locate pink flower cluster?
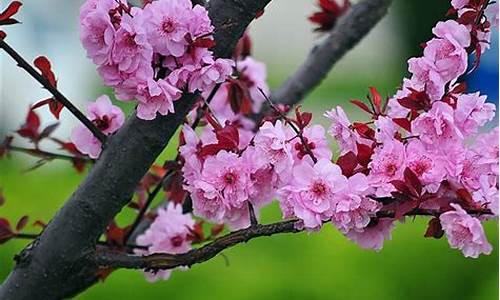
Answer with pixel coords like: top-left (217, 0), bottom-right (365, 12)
top-left (177, 0), bottom-right (498, 257)
top-left (71, 95), bottom-right (124, 158)
top-left (80, 0), bottom-right (233, 120)
top-left (136, 202), bottom-right (195, 281)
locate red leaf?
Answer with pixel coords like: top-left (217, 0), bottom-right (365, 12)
top-left (15, 215), bottom-right (28, 232)
top-left (0, 31), bottom-right (6, 39)
top-left (369, 87), bottom-right (382, 114)
top-left (32, 220), bottom-right (47, 228)
top-left (356, 143), bottom-right (373, 166)
top-left (424, 217), bottom-right (444, 239)
top-left (0, 218), bottom-right (13, 244)
top-left (192, 37), bottom-right (215, 49)
top-left (404, 167), bottom-right (422, 196)
top-left (34, 56), bottom-right (57, 87)
top-left (17, 109), bottom-right (41, 141)
top-left (210, 224), bottom-right (225, 237)
top-left (39, 123), bottom-right (59, 140)
top-left (233, 32), bottom-right (252, 59)
top-left (350, 99), bottom-right (372, 114)
top-left (188, 221), bottom-right (205, 243)
top-left (336, 151), bottom-right (357, 177)
top-left (390, 180), bottom-right (410, 194)
top-left (352, 122), bottom-right (375, 140)
top-left (0, 1), bottom-right (22, 22)
top-left (392, 118), bottom-right (411, 132)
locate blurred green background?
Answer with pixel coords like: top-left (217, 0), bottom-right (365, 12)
top-left (0, 0), bottom-right (498, 299)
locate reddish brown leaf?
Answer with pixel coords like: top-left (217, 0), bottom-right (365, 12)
top-left (337, 151), bottom-right (357, 177)
top-left (369, 86), bottom-right (382, 114)
top-left (0, 218), bottom-right (13, 244)
top-left (0, 1), bottom-right (22, 22)
top-left (424, 217), bottom-right (444, 239)
top-left (34, 56), bottom-right (57, 87)
top-left (210, 224), bottom-right (225, 237)
top-left (350, 99), bottom-right (372, 114)
top-left (392, 118), bottom-right (411, 132)
top-left (356, 143), bottom-right (373, 167)
top-left (15, 215), bottom-right (28, 232)
top-left (404, 167), bottom-right (422, 196)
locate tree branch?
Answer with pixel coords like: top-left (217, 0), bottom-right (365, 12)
top-left (0, 1), bottom-right (270, 299)
top-left (95, 206), bottom-right (492, 272)
top-left (96, 219), bottom-right (299, 270)
top-left (7, 145), bottom-right (91, 162)
top-left (0, 39), bottom-right (108, 144)
top-left (255, 0), bottom-right (393, 120)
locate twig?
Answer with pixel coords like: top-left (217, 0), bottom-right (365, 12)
top-left (259, 88), bottom-right (318, 163)
top-left (0, 39), bottom-right (107, 143)
top-left (7, 145), bottom-right (91, 162)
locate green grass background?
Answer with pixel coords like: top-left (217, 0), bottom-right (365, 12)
top-left (0, 74), bottom-right (498, 300)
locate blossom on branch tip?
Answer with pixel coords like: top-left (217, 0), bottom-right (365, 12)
top-left (71, 95), bottom-right (124, 159)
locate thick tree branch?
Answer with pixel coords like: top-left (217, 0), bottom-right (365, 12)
top-left (256, 0), bottom-right (393, 120)
top-left (0, 1), bottom-right (270, 299)
top-left (0, 39), bottom-right (108, 143)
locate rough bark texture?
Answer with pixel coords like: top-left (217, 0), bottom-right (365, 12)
top-left (256, 0), bottom-right (392, 120)
top-left (0, 1), bottom-right (269, 299)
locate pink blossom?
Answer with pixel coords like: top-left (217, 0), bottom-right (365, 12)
top-left (136, 78), bottom-right (182, 120)
top-left (405, 140), bottom-right (447, 193)
top-left (143, 0), bottom-right (191, 57)
top-left (331, 173), bottom-right (381, 234)
top-left (237, 57), bottom-right (270, 112)
top-left (454, 92), bottom-right (495, 136)
top-left (423, 37), bottom-right (468, 84)
top-left (472, 127), bottom-right (499, 175)
top-left (179, 125), bottom-right (202, 183)
top-left (345, 218), bottom-right (395, 251)
top-left (289, 124), bottom-right (332, 163)
top-left (253, 121), bottom-right (294, 180)
top-left (456, 150), bottom-right (491, 190)
top-left (374, 116), bottom-right (398, 143)
top-left (472, 175), bottom-right (499, 216)
top-left (190, 180), bottom-right (226, 224)
top-left (136, 202), bottom-right (195, 281)
top-left (368, 140), bottom-right (406, 196)
top-left (187, 4), bottom-right (214, 38)
top-left (440, 203), bottom-right (492, 258)
top-left (80, 9), bottom-right (116, 65)
top-left (324, 106), bottom-right (362, 154)
top-left (407, 57), bottom-right (446, 101)
top-left (278, 159), bottom-right (347, 230)
top-left (451, 0), bottom-right (469, 9)
top-left (412, 101), bottom-right (463, 145)
top-left (432, 20), bottom-right (471, 49)
top-left (242, 146), bottom-right (277, 208)
top-left (188, 58), bottom-right (234, 93)
top-left (112, 11), bottom-right (153, 73)
top-left (199, 150), bottom-right (250, 208)
top-left (71, 95), bottom-right (125, 159)
top-left (387, 78), bottom-right (421, 118)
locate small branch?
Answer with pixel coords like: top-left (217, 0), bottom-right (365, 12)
top-left (7, 145), bottom-right (91, 162)
top-left (248, 202), bottom-right (258, 226)
top-left (124, 171), bottom-right (175, 245)
top-left (255, 0), bottom-right (393, 121)
top-left (95, 219), bottom-right (300, 270)
top-left (0, 39), bottom-right (107, 144)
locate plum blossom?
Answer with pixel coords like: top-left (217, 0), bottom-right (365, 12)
top-left (188, 58), bottom-right (234, 93)
top-left (405, 140), bottom-right (447, 193)
top-left (331, 173), bottom-right (381, 234)
top-left (71, 95), bottom-right (124, 158)
top-left (374, 116), bottom-right (398, 143)
top-left (142, 0), bottom-right (191, 57)
top-left (253, 121), bottom-right (294, 181)
top-left (454, 92), bottom-right (495, 136)
top-left (368, 140), bottom-right (406, 196)
top-left (345, 218), bottom-right (395, 251)
top-left (112, 11), bottom-right (153, 73)
top-left (80, 8), bottom-right (116, 65)
top-left (136, 202), bottom-right (195, 281)
top-left (324, 106), bottom-right (364, 154)
top-left (440, 203), bottom-right (492, 258)
top-left (412, 101), bottom-right (463, 145)
top-left (472, 128), bottom-right (499, 175)
top-left (472, 175), bottom-right (499, 216)
top-left (278, 159), bottom-right (347, 230)
top-left (135, 78), bottom-right (182, 120)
